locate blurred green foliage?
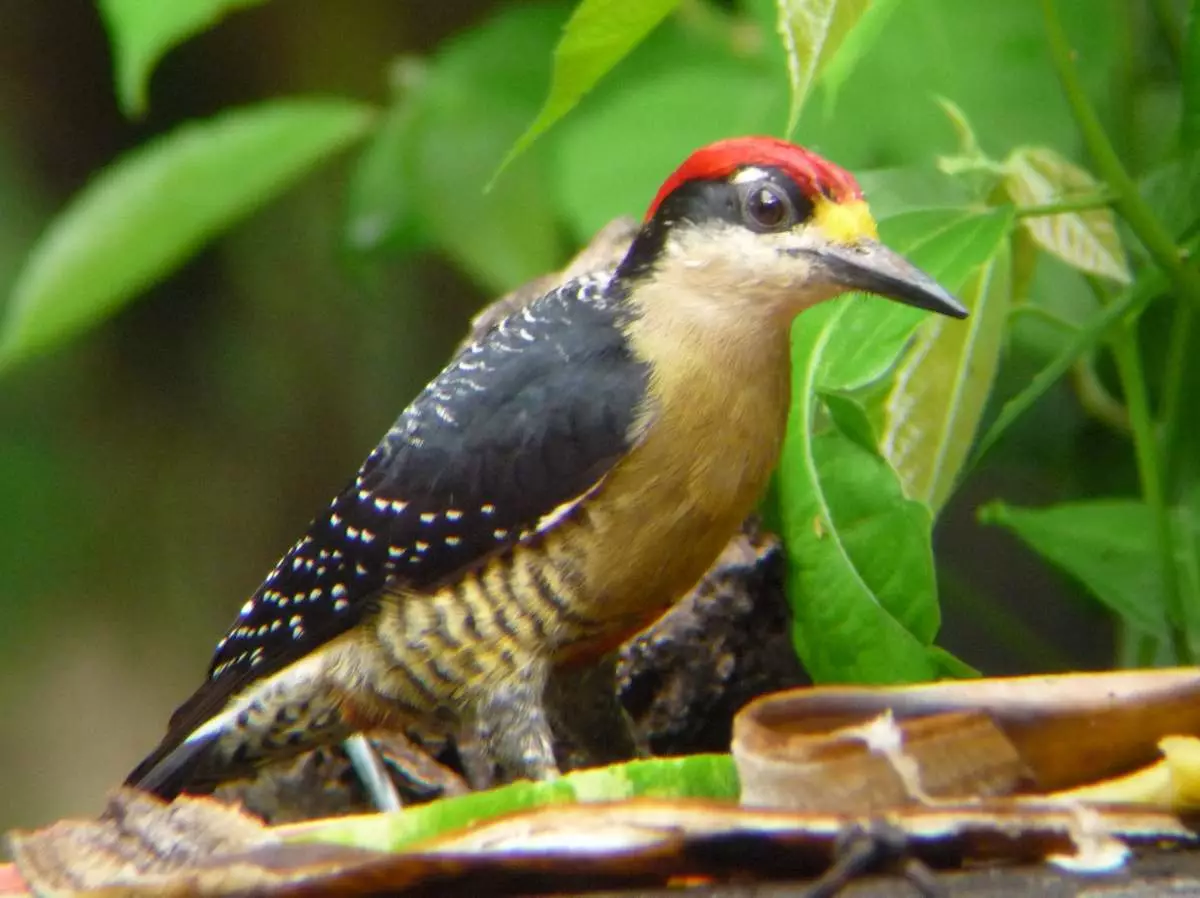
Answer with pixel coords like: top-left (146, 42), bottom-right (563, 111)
top-left (0, 0), bottom-right (1196, 829)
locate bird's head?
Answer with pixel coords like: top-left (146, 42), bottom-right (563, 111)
top-left (616, 136), bottom-right (966, 325)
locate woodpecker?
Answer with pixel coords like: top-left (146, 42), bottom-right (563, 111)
top-left (126, 136), bottom-right (966, 799)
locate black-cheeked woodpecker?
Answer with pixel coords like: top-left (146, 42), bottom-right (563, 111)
top-left (126, 137), bottom-right (967, 798)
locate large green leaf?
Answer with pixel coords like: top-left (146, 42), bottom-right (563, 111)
top-left (881, 228), bottom-right (1013, 512)
top-left (0, 99), bottom-right (374, 371)
top-left (498, 0), bottom-right (684, 175)
top-left (781, 380), bottom-right (938, 683)
top-left (775, 0), bottom-right (872, 136)
top-left (978, 500), bottom-right (1168, 639)
top-left (97, 0), bottom-right (269, 116)
top-left (1003, 146), bottom-right (1130, 284)
top-left (778, 205), bottom-right (1013, 684)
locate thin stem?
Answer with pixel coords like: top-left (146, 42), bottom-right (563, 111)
top-left (1041, 0), bottom-right (1200, 312)
top-left (1107, 328), bottom-right (1188, 661)
top-left (1013, 192), bottom-right (1117, 219)
top-left (1149, 0), bottom-right (1184, 66)
top-left (1086, 269), bottom-right (1190, 662)
top-left (1006, 305), bottom-right (1129, 431)
top-left (1116, 622), bottom-right (1162, 669)
top-left (1071, 355), bottom-right (1130, 434)
top-left (1044, 0), bottom-right (1196, 664)
top-left (968, 232), bottom-right (1200, 472)
top-left (1006, 304), bottom-right (1080, 332)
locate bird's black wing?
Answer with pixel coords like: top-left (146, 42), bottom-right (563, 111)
top-left (127, 273), bottom-right (649, 787)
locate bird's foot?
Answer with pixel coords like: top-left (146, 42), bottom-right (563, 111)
top-left (459, 666), bottom-right (559, 790)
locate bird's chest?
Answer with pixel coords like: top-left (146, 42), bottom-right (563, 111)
top-left (574, 332), bottom-right (792, 621)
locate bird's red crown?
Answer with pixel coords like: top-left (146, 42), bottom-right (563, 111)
top-left (645, 136), bottom-right (863, 222)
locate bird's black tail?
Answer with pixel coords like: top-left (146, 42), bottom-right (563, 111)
top-left (124, 732), bottom-right (220, 799)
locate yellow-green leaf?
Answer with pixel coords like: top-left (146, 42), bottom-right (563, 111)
top-left (1004, 146), bottom-right (1130, 284)
top-left (776, 0), bottom-right (872, 136)
top-left (933, 97), bottom-right (1001, 178)
top-left (882, 233), bottom-right (1013, 512)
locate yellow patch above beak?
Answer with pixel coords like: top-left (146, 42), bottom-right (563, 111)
top-left (811, 197), bottom-right (879, 245)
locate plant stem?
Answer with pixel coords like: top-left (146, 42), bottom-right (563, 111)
top-left (1071, 355), bottom-right (1130, 434)
top-left (1106, 327), bottom-right (1189, 661)
top-left (1043, 0), bottom-right (1196, 664)
top-left (1134, 631), bottom-right (1160, 668)
top-left (1013, 193), bottom-right (1117, 219)
top-left (1041, 0), bottom-right (1200, 312)
top-left (968, 235), bottom-right (1197, 471)
top-left (1006, 304), bottom-right (1079, 332)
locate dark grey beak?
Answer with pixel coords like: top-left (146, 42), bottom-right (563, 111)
top-left (816, 239), bottom-right (968, 319)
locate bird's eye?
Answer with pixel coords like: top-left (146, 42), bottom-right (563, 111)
top-left (741, 183), bottom-right (794, 231)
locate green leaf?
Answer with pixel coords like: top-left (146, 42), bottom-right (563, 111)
top-left (777, 205), bottom-right (1012, 684)
top-left (498, 0), bottom-right (684, 178)
top-left (288, 754), bottom-right (737, 853)
top-left (1177, 489), bottom-right (1200, 653)
top-left (1140, 150), bottom-right (1200, 241)
top-left (817, 207), bottom-right (1013, 393)
top-left (775, 0), bottom-right (872, 136)
top-left (937, 97), bottom-right (985, 163)
top-left (978, 499), bottom-right (1168, 638)
top-left (343, 4), bottom-right (569, 288)
top-left (933, 97), bottom-right (1003, 180)
top-left (0, 99), bottom-right (374, 371)
top-left (781, 404), bottom-right (939, 683)
top-left (408, 3), bottom-right (572, 292)
top-left (816, 0), bottom-right (900, 111)
top-left (926, 645), bottom-right (980, 679)
top-left (97, 0), bottom-right (269, 116)
top-left (881, 226), bottom-right (1013, 513)
top-left (1004, 146), bottom-right (1130, 284)
top-left (1183, 0), bottom-right (1200, 151)
top-left (554, 63), bottom-right (785, 239)
top-left (344, 61), bottom-right (430, 256)
top-left (820, 389), bottom-right (879, 453)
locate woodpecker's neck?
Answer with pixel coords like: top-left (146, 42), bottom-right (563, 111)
top-left (559, 246), bottom-right (793, 626)
top-left (619, 250), bottom-right (795, 451)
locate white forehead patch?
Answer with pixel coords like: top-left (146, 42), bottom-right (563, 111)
top-left (732, 166), bottom-right (770, 184)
